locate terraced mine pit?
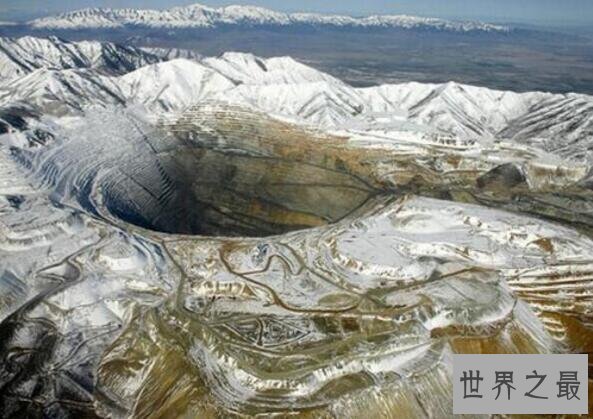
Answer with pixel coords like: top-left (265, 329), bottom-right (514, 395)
top-left (69, 106), bottom-right (376, 237)
top-left (102, 145), bottom-right (376, 237)
top-left (4, 102), bottom-right (593, 418)
top-left (58, 103), bottom-right (590, 240)
top-left (4, 31), bottom-right (593, 418)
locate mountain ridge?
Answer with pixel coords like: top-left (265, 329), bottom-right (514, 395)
top-left (1, 36), bottom-right (591, 163)
top-left (28, 3), bottom-right (509, 33)
top-left (0, 36), bottom-right (206, 82)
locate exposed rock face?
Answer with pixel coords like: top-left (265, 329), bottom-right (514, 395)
top-left (2, 38), bottom-right (593, 418)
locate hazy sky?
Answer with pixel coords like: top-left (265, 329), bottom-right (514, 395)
top-left (2, 0), bottom-right (592, 26)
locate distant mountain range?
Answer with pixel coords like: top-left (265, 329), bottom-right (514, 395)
top-left (3, 3), bottom-right (591, 96)
top-left (25, 3), bottom-right (509, 33)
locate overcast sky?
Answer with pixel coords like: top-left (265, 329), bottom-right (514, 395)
top-left (2, 0), bottom-right (592, 26)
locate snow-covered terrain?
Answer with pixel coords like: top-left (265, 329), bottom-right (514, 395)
top-left (29, 3), bottom-right (509, 33)
top-left (0, 68), bottom-right (125, 115)
top-left (2, 35), bottom-right (593, 418)
top-left (119, 59), bottom-right (234, 113)
top-left (1, 36), bottom-right (591, 162)
top-left (0, 36), bottom-right (198, 81)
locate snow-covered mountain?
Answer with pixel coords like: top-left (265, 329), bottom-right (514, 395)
top-left (1, 36), bottom-right (591, 162)
top-left (202, 52), bottom-right (341, 85)
top-left (359, 82), bottom-right (547, 137)
top-left (29, 3), bottom-right (509, 33)
top-left (0, 36), bottom-right (205, 83)
top-left (0, 68), bottom-right (125, 115)
top-left (139, 47), bottom-right (202, 62)
top-left (358, 82), bottom-right (593, 157)
top-left (119, 59), bottom-right (234, 112)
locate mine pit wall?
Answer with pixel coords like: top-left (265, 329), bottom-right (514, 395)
top-left (5, 102), bottom-right (592, 238)
top-left (158, 104), bottom-right (593, 237)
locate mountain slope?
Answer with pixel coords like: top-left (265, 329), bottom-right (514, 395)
top-left (358, 80), bottom-right (593, 159)
top-left (118, 59), bottom-right (235, 112)
top-left (139, 47), bottom-right (202, 62)
top-left (29, 3), bottom-right (509, 33)
top-left (0, 36), bottom-right (164, 82)
top-left (212, 81), bottom-right (365, 126)
top-left (202, 52), bottom-right (341, 85)
top-left (0, 68), bottom-right (125, 115)
top-left (358, 82), bottom-right (552, 137)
